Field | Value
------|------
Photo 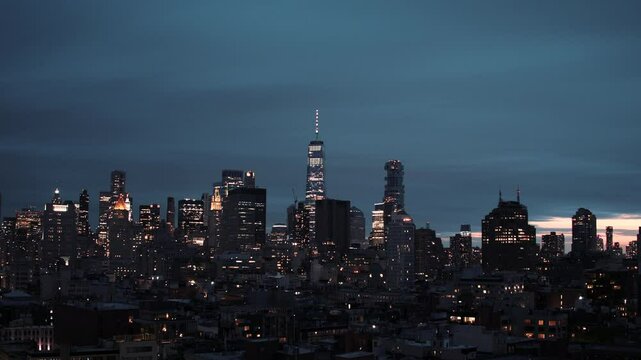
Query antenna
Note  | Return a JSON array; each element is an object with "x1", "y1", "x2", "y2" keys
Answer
[
  {"x1": 292, "y1": 188, "x2": 297, "y2": 205},
  {"x1": 499, "y1": 188, "x2": 503, "y2": 203},
  {"x1": 315, "y1": 109, "x2": 319, "y2": 139},
  {"x1": 517, "y1": 185, "x2": 521, "y2": 203}
]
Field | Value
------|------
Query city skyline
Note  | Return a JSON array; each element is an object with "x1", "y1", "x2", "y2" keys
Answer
[{"x1": 2, "y1": 1, "x2": 641, "y2": 245}]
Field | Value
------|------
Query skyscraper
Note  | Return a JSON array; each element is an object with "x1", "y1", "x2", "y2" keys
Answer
[
  {"x1": 77, "y1": 189, "x2": 90, "y2": 237},
  {"x1": 244, "y1": 171, "x2": 256, "y2": 188},
  {"x1": 166, "y1": 196, "x2": 176, "y2": 233},
  {"x1": 606, "y1": 226, "x2": 614, "y2": 252},
  {"x1": 97, "y1": 191, "x2": 111, "y2": 246},
  {"x1": 450, "y1": 224, "x2": 473, "y2": 270},
  {"x1": 481, "y1": 192, "x2": 537, "y2": 272},
  {"x1": 386, "y1": 211, "x2": 415, "y2": 289},
  {"x1": 222, "y1": 169, "x2": 245, "y2": 197},
  {"x1": 108, "y1": 194, "x2": 134, "y2": 274},
  {"x1": 305, "y1": 110, "x2": 326, "y2": 245},
  {"x1": 349, "y1": 206, "x2": 366, "y2": 248},
  {"x1": 315, "y1": 199, "x2": 350, "y2": 262},
  {"x1": 139, "y1": 204, "x2": 161, "y2": 240},
  {"x1": 110, "y1": 170, "x2": 126, "y2": 199},
  {"x1": 178, "y1": 199, "x2": 206, "y2": 245},
  {"x1": 415, "y1": 224, "x2": 444, "y2": 281},
  {"x1": 384, "y1": 160, "x2": 404, "y2": 209},
  {"x1": 41, "y1": 190, "x2": 77, "y2": 270},
  {"x1": 221, "y1": 187, "x2": 266, "y2": 252},
  {"x1": 369, "y1": 202, "x2": 385, "y2": 248},
  {"x1": 540, "y1": 232, "x2": 565, "y2": 265},
  {"x1": 207, "y1": 184, "x2": 224, "y2": 251},
  {"x1": 571, "y1": 208, "x2": 597, "y2": 258}
]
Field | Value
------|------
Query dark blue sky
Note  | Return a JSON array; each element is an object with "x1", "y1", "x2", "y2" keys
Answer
[{"x1": 2, "y1": 1, "x2": 641, "y2": 241}]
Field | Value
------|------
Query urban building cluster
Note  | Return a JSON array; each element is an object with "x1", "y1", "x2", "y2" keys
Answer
[{"x1": 1, "y1": 113, "x2": 640, "y2": 359}]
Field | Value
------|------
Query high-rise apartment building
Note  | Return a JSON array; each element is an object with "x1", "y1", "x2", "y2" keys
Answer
[{"x1": 571, "y1": 208, "x2": 597, "y2": 259}]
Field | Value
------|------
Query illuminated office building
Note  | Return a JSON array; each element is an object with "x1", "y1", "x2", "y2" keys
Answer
[
  {"x1": 481, "y1": 191, "x2": 537, "y2": 272},
  {"x1": 110, "y1": 170, "x2": 126, "y2": 199},
  {"x1": 305, "y1": 110, "x2": 326, "y2": 245},
  {"x1": 222, "y1": 169, "x2": 245, "y2": 197},
  {"x1": 207, "y1": 184, "x2": 223, "y2": 251},
  {"x1": 384, "y1": 160, "x2": 404, "y2": 209},
  {"x1": 369, "y1": 203, "x2": 385, "y2": 248},
  {"x1": 41, "y1": 189, "x2": 77, "y2": 270},
  {"x1": 108, "y1": 194, "x2": 134, "y2": 273},
  {"x1": 221, "y1": 187, "x2": 266, "y2": 252},
  {"x1": 178, "y1": 199, "x2": 206, "y2": 245},
  {"x1": 77, "y1": 189, "x2": 90, "y2": 237},
  {"x1": 97, "y1": 191, "x2": 111, "y2": 246},
  {"x1": 139, "y1": 204, "x2": 161, "y2": 240}
]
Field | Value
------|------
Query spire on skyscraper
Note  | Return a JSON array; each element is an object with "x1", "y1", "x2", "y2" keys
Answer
[
  {"x1": 517, "y1": 185, "x2": 521, "y2": 203},
  {"x1": 315, "y1": 109, "x2": 319, "y2": 139}
]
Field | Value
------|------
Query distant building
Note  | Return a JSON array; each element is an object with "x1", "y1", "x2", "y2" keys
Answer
[
  {"x1": 386, "y1": 211, "x2": 415, "y2": 289},
  {"x1": 384, "y1": 160, "x2": 405, "y2": 209},
  {"x1": 349, "y1": 206, "x2": 366, "y2": 247},
  {"x1": 41, "y1": 190, "x2": 77, "y2": 270},
  {"x1": 222, "y1": 169, "x2": 245, "y2": 197},
  {"x1": 540, "y1": 232, "x2": 565, "y2": 265},
  {"x1": 207, "y1": 184, "x2": 224, "y2": 251},
  {"x1": 244, "y1": 170, "x2": 256, "y2": 188},
  {"x1": 108, "y1": 194, "x2": 134, "y2": 274},
  {"x1": 571, "y1": 208, "x2": 597, "y2": 258},
  {"x1": 221, "y1": 187, "x2": 266, "y2": 252},
  {"x1": 110, "y1": 170, "x2": 126, "y2": 199},
  {"x1": 369, "y1": 202, "x2": 385, "y2": 249},
  {"x1": 305, "y1": 110, "x2": 326, "y2": 246},
  {"x1": 97, "y1": 191, "x2": 111, "y2": 247},
  {"x1": 414, "y1": 224, "x2": 444, "y2": 281},
  {"x1": 166, "y1": 196, "x2": 175, "y2": 233},
  {"x1": 606, "y1": 226, "x2": 614, "y2": 251},
  {"x1": 77, "y1": 189, "x2": 90, "y2": 237},
  {"x1": 450, "y1": 224, "x2": 473, "y2": 270},
  {"x1": 269, "y1": 224, "x2": 288, "y2": 246},
  {"x1": 481, "y1": 192, "x2": 537, "y2": 272},
  {"x1": 139, "y1": 204, "x2": 161, "y2": 240},
  {"x1": 178, "y1": 199, "x2": 205, "y2": 245},
  {"x1": 315, "y1": 199, "x2": 350, "y2": 262}
]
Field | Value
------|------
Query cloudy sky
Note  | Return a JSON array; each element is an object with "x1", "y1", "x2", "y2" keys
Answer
[{"x1": 2, "y1": 1, "x2": 641, "y2": 247}]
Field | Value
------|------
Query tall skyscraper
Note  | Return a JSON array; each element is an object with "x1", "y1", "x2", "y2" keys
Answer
[
  {"x1": 292, "y1": 202, "x2": 310, "y2": 248},
  {"x1": 481, "y1": 192, "x2": 537, "y2": 272},
  {"x1": 369, "y1": 202, "x2": 385, "y2": 248},
  {"x1": 222, "y1": 169, "x2": 245, "y2": 197},
  {"x1": 77, "y1": 189, "x2": 90, "y2": 237},
  {"x1": 97, "y1": 191, "x2": 111, "y2": 246},
  {"x1": 41, "y1": 190, "x2": 77, "y2": 270},
  {"x1": 384, "y1": 160, "x2": 405, "y2": 209},
  {"x1": 305, "y1": 110, "x2": 326, "y2": 245},
  {"x1": 571, "y1": 208, "x2": 597, "y2": 258},
  {"x1": 450, "y1": 224, "x2": 473, "y2": 270},
  {"x1": 315, "y1": 199, "x2": 350, "y2": 262},
  {"x1": 0, "y1": 217, "x2": 16, "y2": 267},
  {"x1": 221, "y1": 187, "x2": 266, "y2": 252},
  {"x1": 540, "y1": 232, "x2": 565, "y2": 265},
  {"x1": 108, "y1": 194, "x2": 134, "y2": 274},
  {"x1": 166, "y1": 197, "x2": 176, "y2": 233},
  {"x1": 207, "y1": 184, "x2": 224, "y2": 251},
  {"x1": 414, "y1": 224, "x2": 444, "y2": 281},
  {"x1": 110, "y1": 170, "x2": 126, "y2": 198},
  {"x1": 178, "y1": 199, "x2": 206, "y2": 244},
  {"x1": 349, "y1": 206, "x2": 366, "y2": 248},
  {"x1": 606, "y1": 226, "x2": 614, "y2": 252},
  {"x1": 386, "y1": 211, "x2": 415, "y2": 289},
  {"x1": 269, "y1": 224, "x2": 288, "y2": 246},
  {"x1": 139, "y1": 204, "x2": 161, "y2": 240}
]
